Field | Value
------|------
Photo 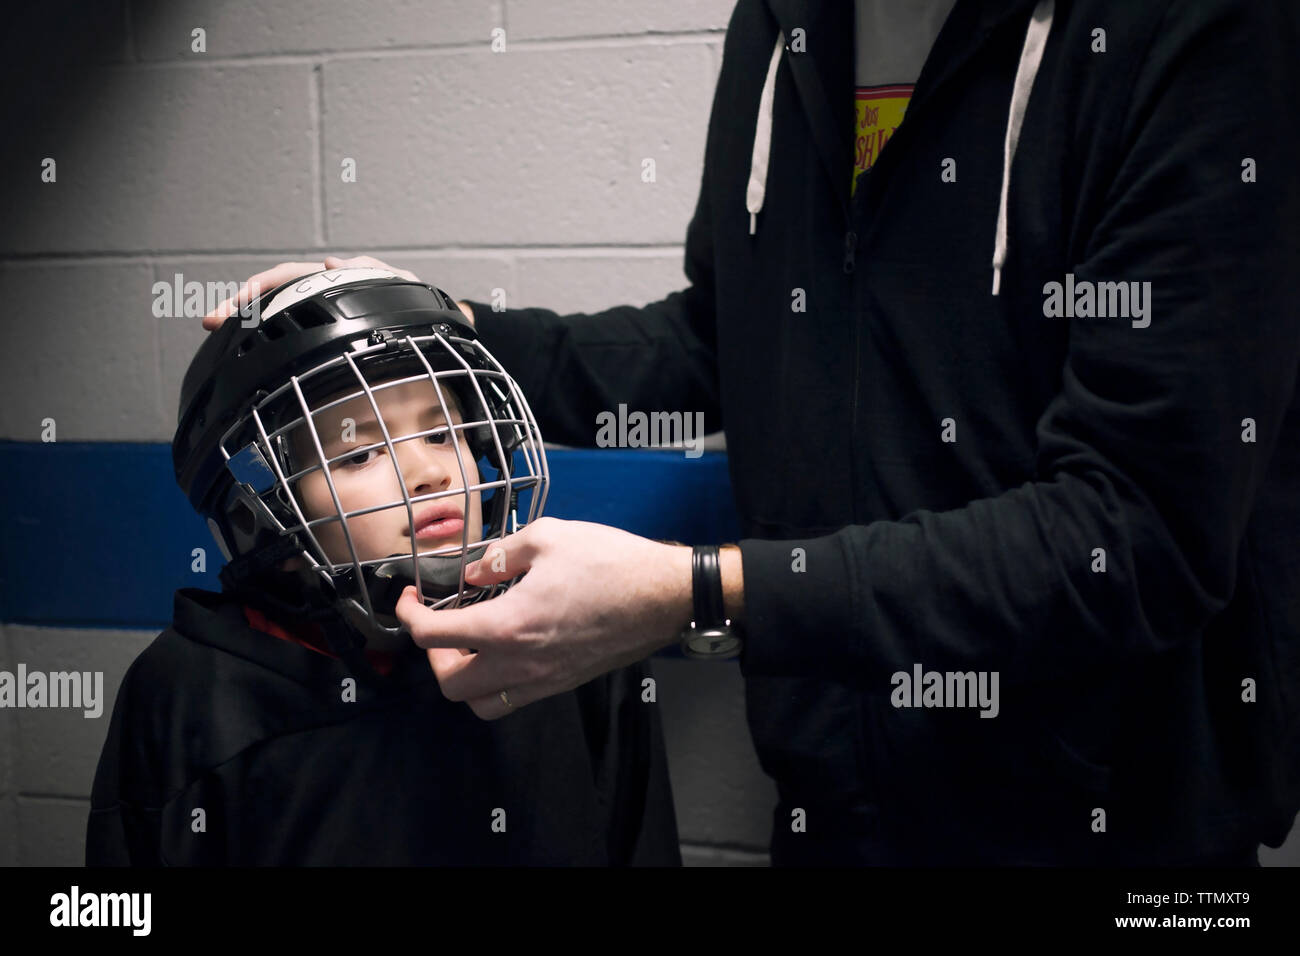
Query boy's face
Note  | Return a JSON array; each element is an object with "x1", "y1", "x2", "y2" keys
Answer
[{"x1": 289, "y1": 377, "x2": 485, "y2": 567}]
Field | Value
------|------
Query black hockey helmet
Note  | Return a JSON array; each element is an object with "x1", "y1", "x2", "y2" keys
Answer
[{"x1": 173, "y1": 267, "x2": 549, "y2": 654}]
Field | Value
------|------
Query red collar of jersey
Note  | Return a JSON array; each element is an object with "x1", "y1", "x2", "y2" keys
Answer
[{"x1": 242, "y1": 605, "x2": 395, "y2": 677}]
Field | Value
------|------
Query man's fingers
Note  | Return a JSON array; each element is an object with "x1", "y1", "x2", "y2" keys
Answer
[
  {"x1": 201, "y1": 261, "x2": 325, "y2": 330},
  {"x1": 464, "y1": 541, "x2": 530, "y2": 587},
  {"x1": 425, "y1": 645, "x2": 482, "y2": 691},
  {"x1": 465, "y1": 685, "x2": 529, "y2": 720},
  {"x1": 201, "y1": 257, "x2": 422, "y2": 330},
  {"x1": 464, "y1": 522, "x2": 551, "y2": 587},
  {"x1": 396, "y1": 585, "x2": 508, "y2": 649},
  {"x1": 322, "y1": 254, "x2": 419, "y2": 282},
  {"x1": 455, "y1": 300, "x2": 476, "y2": 327},
  {"x1": 425, "y1": 644, "x2": 540, "y2": 712},
  {"x1": 202, "y1": 307, "x2": 231, "y2": 331},
  {"x1": 423, "y1": 639, "x2": 530, "y2": 707}
]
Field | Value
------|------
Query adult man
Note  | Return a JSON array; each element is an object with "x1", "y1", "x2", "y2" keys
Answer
[{"x1": 214, "y1": 1, "x2": 1300, "y2": 865}]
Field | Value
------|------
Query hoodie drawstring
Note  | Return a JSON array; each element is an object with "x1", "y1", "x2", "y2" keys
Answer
[
  {"x1": 747, "y1": 32, "x2": 785, "y2": 236},
  {"x1": 992, "y1": 0, "x2": 1054, "y2": 295},
  {"x1": 745, "y1": 3, "x2": 1054, "y2": 293}
]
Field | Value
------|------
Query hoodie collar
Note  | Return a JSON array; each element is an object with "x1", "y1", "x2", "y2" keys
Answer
[
  {"x1": 172, "y1": 587, "x2": 429, "y2": 695},
  {"x1": 754, "y1": 0, "x2": 1053, "y2": 294},
  {"x1": 761, "y1": 0, "x2": 853, "y2": 219},
  {"x1": 760, "y1": 0, "x2": 1043, "y2": 221}
]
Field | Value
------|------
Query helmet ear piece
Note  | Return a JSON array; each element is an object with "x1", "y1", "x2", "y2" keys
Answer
[
  {"x1": 221, "y1": 481, "x2": 289, "y2": 556},
  {"x1": 230, "y1": 496, "x2": 258, "y2": 538},
  {"x1": 206, "y1": 517, "x2": 233, "y2": 562},
  {"x1": 467, "y1": 423, "x2": 512, "y2": 470}
]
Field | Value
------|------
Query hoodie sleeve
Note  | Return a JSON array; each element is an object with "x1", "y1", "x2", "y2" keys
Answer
[{"x1": 737, "y1": 1, "x2": 1300, "y2": 686}]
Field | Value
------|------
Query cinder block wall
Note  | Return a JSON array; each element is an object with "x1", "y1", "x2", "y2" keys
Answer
[{"x1": 0, "y1": 0, "x2": 776, "y2": 867}]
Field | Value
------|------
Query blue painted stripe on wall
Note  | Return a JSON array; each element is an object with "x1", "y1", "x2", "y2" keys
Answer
[{"x1": 0, "y1": 441, "x2": 740, "y2": 629}]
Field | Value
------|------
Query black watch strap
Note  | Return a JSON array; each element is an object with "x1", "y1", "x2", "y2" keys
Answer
[
  {"x1": 692, "y1": 544, "x2": 726, "y2": 629},
  {"x1": 681, "y1": 545, "x2": 742, "y2": 660}
]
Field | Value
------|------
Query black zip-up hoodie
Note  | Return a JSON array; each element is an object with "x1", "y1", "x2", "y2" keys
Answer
[{"x1": 469, "y1": 0, "x2": 1300, "y2": 864}]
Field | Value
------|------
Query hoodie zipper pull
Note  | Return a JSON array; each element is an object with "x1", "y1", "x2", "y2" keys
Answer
[{"x1": 842, "y1": 229, "x2": 858, "y2": 274}]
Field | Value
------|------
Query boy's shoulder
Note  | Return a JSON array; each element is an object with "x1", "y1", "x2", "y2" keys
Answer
[
  {"x1": 114, "y1": 589, "x2": 356, "y2": 757},
  {"x1": 112, "y1": 591, "x2": 231, "y2": 714},
  {"x1": 123, "y1": 588, "x2": 281, "y2": 698}
]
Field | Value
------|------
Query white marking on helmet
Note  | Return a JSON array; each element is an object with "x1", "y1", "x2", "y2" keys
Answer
[{"x1": 260, "y1": 267, "x2": 400, "y2": 321}]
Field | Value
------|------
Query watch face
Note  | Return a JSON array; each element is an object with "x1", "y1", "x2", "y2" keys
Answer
[{"x1": 684, "y1": 627, "x2": 742, "y2": 660}]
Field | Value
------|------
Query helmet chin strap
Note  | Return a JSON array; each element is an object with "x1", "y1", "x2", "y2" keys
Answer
[
  {"x1": 346, "y1": 543, "x2": 493, "y2": 652},
  {"x1": 371, "y1": 543, "x2": 492, "y2": 602}
]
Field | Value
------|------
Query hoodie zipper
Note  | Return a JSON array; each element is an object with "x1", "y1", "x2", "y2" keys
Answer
[
  {"x1": 844, "y1": 156, "x2": 875, "y2": 271},
  {"x1": 845, "y1": 169, "x2": 865, "y2": 524}
]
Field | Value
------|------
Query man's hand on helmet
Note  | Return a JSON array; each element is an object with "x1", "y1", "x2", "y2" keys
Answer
[{"x1": 200, "y1": 254, "x2": 476, "y2": 330}]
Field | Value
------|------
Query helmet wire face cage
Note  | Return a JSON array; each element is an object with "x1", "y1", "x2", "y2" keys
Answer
[{"x1": 198, "y1": 275, "x2": 548, "y2": 653}]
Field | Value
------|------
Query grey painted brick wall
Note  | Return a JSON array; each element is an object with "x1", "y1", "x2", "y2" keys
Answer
[
  {"x1": 1, "y1": 626, "x2": 156, "y2": 866},
  {"x1": 7, "y1": 628, "x2": 155, "y2": 799}
]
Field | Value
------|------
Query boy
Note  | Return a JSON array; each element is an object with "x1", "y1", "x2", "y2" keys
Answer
[{"x1": 85, "y1": 269, "x2": 681, "y2": 865}]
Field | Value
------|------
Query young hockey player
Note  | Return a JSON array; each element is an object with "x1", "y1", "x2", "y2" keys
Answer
[{"x1": 86, "y1": 268, "x2": 680, "y2": 865}]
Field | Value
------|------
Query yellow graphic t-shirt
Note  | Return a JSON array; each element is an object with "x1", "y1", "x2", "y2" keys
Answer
[
  {"x1": 852, "y1": 0, "x2": 954, "y2": 197},
  {"x1": 853, "y1": 85, "x2": 913, "y2": 194}
]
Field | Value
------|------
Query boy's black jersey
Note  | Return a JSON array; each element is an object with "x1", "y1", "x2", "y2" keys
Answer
[{"x1": 86, "y1": 588, "x2": 680, "y2": 866}]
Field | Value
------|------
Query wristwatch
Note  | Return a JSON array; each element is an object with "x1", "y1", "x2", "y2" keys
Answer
[{"x1": 678, "y1": 544, "x2": 744, "y2": 660}]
